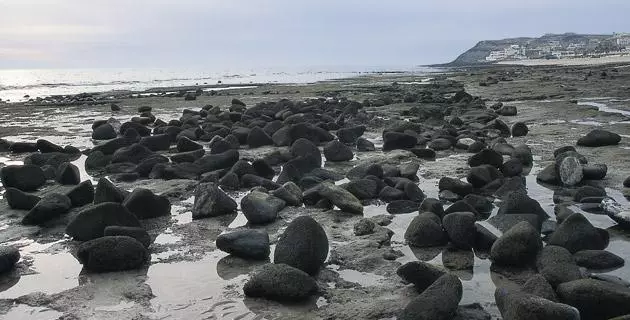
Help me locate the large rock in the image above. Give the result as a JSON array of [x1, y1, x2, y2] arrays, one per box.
[[558, 156, 583, 186], [522, 274, 559, 302], [468, 149, 503, 168], [65, 180, 94, 207], [396, 261, 446, 292], [55, 162, 81, 185], [9, 141, 38, 153], [356, 137, 376, 151], [191, 183, 237, 219], [274, 216, 328, 275], [557, 279, 630, 320], [577, 129, 621, 147], [439, 177, 473, 197], [22, 193, 71, 225], [405, 212, 447, 247], [0, 246, 20, 274], [319, 182, 363, 214], [92, 124, 117, 140], [0, 165, 46, 191], [547, 213, 608, 253], [122, 188, 171, 219], [111, 143, 155, 164], [383, 132, 417, 151], [467, 165, 502, 188], [94, 178, 129, 204], [271, 182, 303, 206], [194, 149, 240, 174], [497, 189, 548, 220], [495, 288, 579, 320], [66, 202, 141, 241], [323, 140, 353, 162], [241, 191, 285, 224], [337, 126, 365, 144], [490, 221, 542, 266], [216, 229, 270, 260], [399, 274, 463, 320], [139, 134, 171, 151], [511, 122, 529, 137], [176, 136, 203, 152], [85, 150, 111, 169], [573, 250, 624, 269], [4, 187, 41, 210], [103, 226, 151, 248], [243, 263, 318, 302], [247, 127, 274, 148], [289, 138, 322, 169], [77, 236, 148, 272], [442, 212, 476, 249]]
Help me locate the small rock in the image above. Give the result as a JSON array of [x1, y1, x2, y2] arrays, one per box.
[[192, 183, 237, 219], [122, 188, 171, 219], [94, 177, 129, 204], [577, 129, 621, 147], [443, 212, 476, 249], [319, 182, 363, 214], [4, 187, 41, 210], [323, 140, 353, 162], [241, 191, 286, 224], [77, 236, 148, 272], [573, 250, 625, 269], [396, 261, 445, 292], [22, 193, 71, 225], [490, 221, 542, 266], [66, 202, 141, 241], [495, 287, 579, 320], [399, 274, 462, 320], [405, 212, 447, 247], [511, 122, 528, 137], [216, 229, 270, 260], [354, 218, 376, 236]]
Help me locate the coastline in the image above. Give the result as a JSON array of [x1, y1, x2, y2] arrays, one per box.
[[496, 54, 630, 66]]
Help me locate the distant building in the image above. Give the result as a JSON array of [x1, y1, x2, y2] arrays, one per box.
[[485, 44, 525, 61]]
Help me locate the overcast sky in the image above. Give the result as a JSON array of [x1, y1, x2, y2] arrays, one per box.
[[1, 0, 629, 69]]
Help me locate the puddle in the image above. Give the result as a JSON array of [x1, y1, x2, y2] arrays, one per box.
[[1, 304, 62, 320], [328, 264, 386, 287], [579, 100, 630, 116]]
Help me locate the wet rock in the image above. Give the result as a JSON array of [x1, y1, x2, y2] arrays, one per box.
[[399, 274, 462, 320], [573, 250, 624, 269], [122, 188, 171, 219], [488, 213, 541, 233], [537, 164, 560, 185], [92, 124, 117, 140], [439, 190, 462, 202], [323, 140, 354, 163], [192, 183, 237, 219], [558, 156, 583, 186], [522, 274, 559, 301], [574, 185, 606, 202], [557, 279, 630, 320], [103, 226, 151, 248], [22, 193, 71, 225], [251, 159, 275, 180], [139, 134, 171, 151], [501, 158, 523, 177], [344, 179, 378, 200], [55, 162, 80, 185], [85, 150, 111, 169], [120, 122, 150, 136], [274, 216, 328, 275], [410, 148, 436, 160], [66, 202, 141, 241], [541, 261, 584, 288], [386, 200, 418, 214], [0, 164, 46, 191], [354, 218, 376, 236], [577, 129, 621, 147], [443, 212, 476, 249], [396, 261, 445, 292], [289, 138, 321, 169], [428, 138, 452, 151], [111, 143, 155, 164], [404, 183, 425, 202], [356, 137, 375, 151], [495, 288, 578, 320], [399, 163, 419, 180], [9, 141, 38, 153], [65, 180, 94, 207], [490, 221, 542, 266], [4, 187, 41, 210], [468, 149, 503, 168], [241, 191, 286, 224], [0, 246, 20, 274], [383, 131, 417, 151], [511, 144, 533, 167], [176, 136, 203, 152], [405, 212, 447, 247], [548, 213, 608, 253], [241, 174, 281, 190], [379, 186, 405, 202], [170, 149, 205, 163], [511, 122, 528, 137], [474, 223, 499, 251], [77, 236, 148, 272], [94, 178, 129, 204], [319, 182, 363, 214], [337, 126, 365, 144], [439, 177, 473, 197], [463, 194, 493, 215], [218, 172, 239, 190], [243, 263, 318, 302], [467, 165, 502, 188], [582, 164, 607, 180], [420, 198, 445, 217], [194, 149, 240, 174], [247, 127, 274, 148], [497, 189, 548, 220], [216, 229, 270, 260]]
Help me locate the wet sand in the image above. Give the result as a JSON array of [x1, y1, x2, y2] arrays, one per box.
[[1, 63, 630, 319]]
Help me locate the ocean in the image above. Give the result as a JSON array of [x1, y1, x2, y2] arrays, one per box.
[[0, 66, 435, 102]]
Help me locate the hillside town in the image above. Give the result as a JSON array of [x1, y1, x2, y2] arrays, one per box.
[[485, 33, 630, 61]]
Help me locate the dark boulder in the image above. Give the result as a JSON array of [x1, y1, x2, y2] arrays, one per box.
[[577, 129, 621, 147], [85, 151, 111, 169], [241, 191, 285, 224], [495, 288, 578, 320], [252, 159, 275, 180], [501, 158, 524, 177], [442, 212, 476, 249], [511, 122, 529, 137], [191, 183, 237, 219], [547, 213, 608, 253], [66, 202, 141, 241], [490, 221, 542, 266], [522, 274, 559, 302], [247, 127, 274, 148], [4, 187, 41, 210], [468, 149, 503, 168], [218, 172, 239, 190], [9, 141, 38, 153], [337, 126, 366, 144], [55, 162, 80, 185], [216, 229, 270, 260], [383, 132, 417, 151], [36, 139, 65, 153], [319, 182, 363, 214], [396, 261, 445, 292], [386, 200, 419, 214], [323, 140, 353, 162], [399, 274, 463, 320], [467, 165, 502, 188], [410, 148, 437, 160], [194, 149, 240, 174], [77, 236, 148, 272], [356, 137, 376, 151], [573, 250, 624, 269], [582, 164, 608, 180], [497, 105, 517, 116], [22, 193, 71, 225], [274, 216, 329, 275], [176, 136, 203, 152], [94, 178, 129, 204], [122, 188, 171, 219], [271, 182, 303, 206], [170, 149, 205, 163], [65, 180, 95, 207], [405, 212, 447, 247], [439, 177, 473, 197], [557, 279, 630, 320], [243, 263, 318, 302], [420, 198, 445, 217], [111, 143, 155, 164], [92, 124, 117, 140], [0, 164, 46, 191], [428, 138, 452, 151], [103, 226, 151, 248], [497, 189, 548, 220], [0, 246, 20, 274]]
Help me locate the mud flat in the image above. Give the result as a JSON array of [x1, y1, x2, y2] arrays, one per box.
[[0, 63, 629, 320]]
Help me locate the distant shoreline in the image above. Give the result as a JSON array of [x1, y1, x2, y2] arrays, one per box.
[[496, 55, 630, 66]]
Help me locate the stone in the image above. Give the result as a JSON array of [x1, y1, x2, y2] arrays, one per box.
[[399, 163, 419, 180], [77, 236, 148, 272], [194, 149, 240, 174], [547, 213, 608, 253], [66, 203, 141, 241], [495, 288, 579, 320], [251, 159, 275, 180], [428, 138, 452, 151], [523, 274, 559, 301], [241, 191, 286, 224], [122, 188, 171, 219], [4, 187, 41, 210], [420, 198, 445, 217], [410, 148, 436, 160], [558, 156, 583, 186], [497, 189, 548, 220], [399, 274, 462, 320], [94, 178, 129, 204], [356, 137, 375, 151], [557, 279, 630, 320], [337, 126, 366, 144], [490, 221, 542, 266], [582, 164, 608, 180], [467, 165, 503, 188], [176, 136, 203, 152], [468, 149, 503, 168], [379, 186, 405, 202], [537, 164, 560, 185], [139, 134, 171, 151], [241, 174, 281, 190], [512, 144, 533, 167], [55, 162, 80, 185], [383, 132, 417, 151], [577, 129, 621, 147], [396, 261, 445, 292], [192, 183, 237, 219], [323, 140, 353, 162], [65, 180, 95, 207], [0, 246, 20, 274], [274, 216, 328, 275], [9, 141, 38, 153], [319, 182, 363, 214], [405, 183, 426, 202], [22, 193, 71, 225], [443, 212, 476, 249], [501, 158, 523, 177], [243, 263, 318, 302], [574, 186, 606, 202], [354, 218, 376, 236], [218, 172, 239, 190], [170, 149, 205, 163], [289, 138, 321, 169], [85, 150, 111, 169], [0, 164, 46, 191], [497, 105, 517, 116], [442, 246, 474, 270], [540, 262, 583, 288], [104, 226, 151, 248], [247, 126, 274, 148], [511, 122, 529, 137], [92, 124, 117, 140], [111, 143, 155, 164], [216, 229, 270, 260], [405, 213, 447, 247], [573, 250, 625, 269], [439, 177, 473, 197], [344, 179, 378, 200], [387, 200, 419, 214]]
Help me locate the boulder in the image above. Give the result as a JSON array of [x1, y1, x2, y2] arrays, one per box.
[[9, 141, 38, 153], [577, 129, 621, 147], [66, 202, 141, 241], [405, 183, 426, 202], [495, 288, 579, 320], [399, 274, 462, 320], [442, 212, 476, 249], [22, 193, 71, 225], [274, 216, 328, 275], [85, 150, 111, 169], [497, 189, 548, 220], [122, 188, 171, 219], [379, 186, 405, 202], [243, 263, 318, 302], [522, 274, 559, 302], [547, 213, 608, 253], [337, 126, 366, 144], [573, 250, 624, 269], [490, 221, 542, 266], [247, 126, 274, 148], [356, 137, 376, 151], [55, 162, 80, 185], [557, 279, 630, 320], [191, 183, 237, 219], [176, 136, 203, 152], [77, 236, 148, 272], [405, 212, 447, 247], [170, 149, 205, 163], [289, 138, 322, 169], [439, 177, 473, 197], [558, 156, 583, 186], [0, 246, 20, 274], [216, 229, 270, 260], [582, 164, 608, 180], [387, 200, 419, 214], [92, 124, 117, 140], [468, 149, 503, 168], [319, 182, 363, 214], [94, 178, 129, 204], [103, 226, 151, 248], [218, 172, 239, 190], [111, 143, 155, 164], [396, 261, 445, 292], [271, 182, 303, 206], [4, 187, 41, 210], [323, 140, 353, 162], [420, 198, 445, 217], [467, 165, 502, 188], [251, 159, 275, 180], [194, 149, 240, 174], [428, 138, 452, 151], [574, 186, 606, 203], [501, 158, 524, 177], [0, 165, 46, 191], [511, 122, 528, 137], [383, 132, 417, 151], [241, 191, 286, 224]]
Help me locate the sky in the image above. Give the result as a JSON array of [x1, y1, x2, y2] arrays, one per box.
[[1, 0, 629, 69]]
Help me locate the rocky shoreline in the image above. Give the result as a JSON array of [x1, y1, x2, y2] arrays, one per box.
[[0, 63, 630, 319]]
